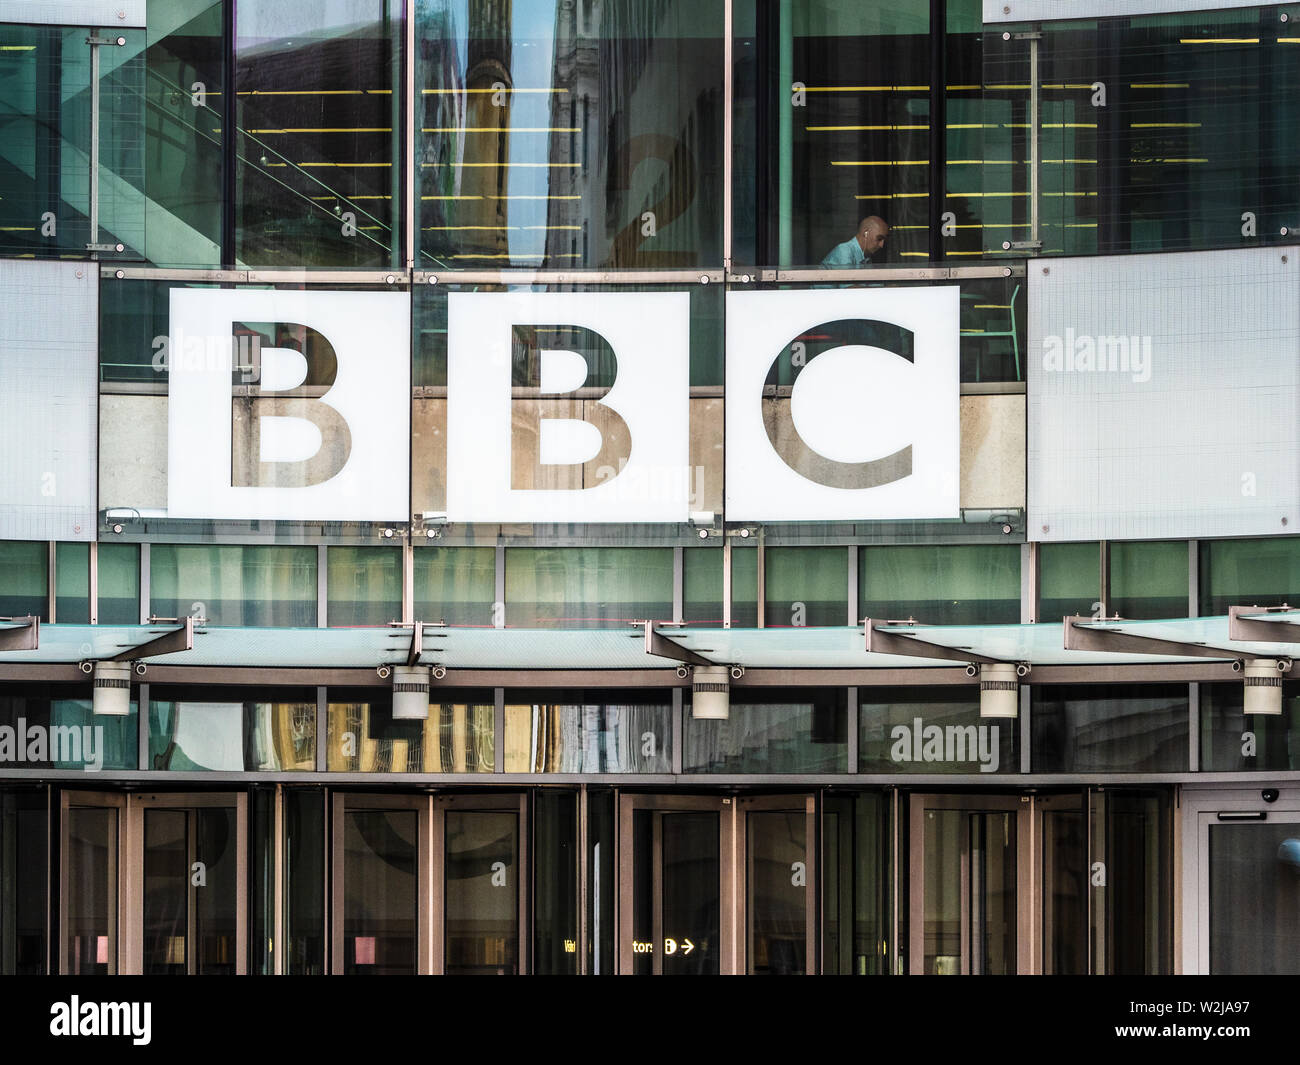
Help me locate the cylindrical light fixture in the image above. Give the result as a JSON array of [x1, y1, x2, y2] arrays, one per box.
[[391, 665, 430, 720], [1244, 659, 1284, 715], [691, 665, 730, 720], [92, 661, 131, 716], [979, 663, 1019, 719]]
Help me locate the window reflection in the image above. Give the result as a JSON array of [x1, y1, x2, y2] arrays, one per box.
[[417, 0, 724, 268]]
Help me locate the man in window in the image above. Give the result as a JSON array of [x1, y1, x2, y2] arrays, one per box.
[[820, 216, 889, 267]]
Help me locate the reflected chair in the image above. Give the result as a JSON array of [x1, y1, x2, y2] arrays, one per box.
[[960, 283, 1021, 382]]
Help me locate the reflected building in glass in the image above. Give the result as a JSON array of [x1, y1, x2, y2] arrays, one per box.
[[2, 0, 1300, 977]]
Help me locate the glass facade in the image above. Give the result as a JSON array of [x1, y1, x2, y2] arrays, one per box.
[[3, 0, 1299, 982]]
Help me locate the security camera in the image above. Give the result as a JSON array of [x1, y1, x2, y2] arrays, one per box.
[[1263, 789, 1279, 804], [431, 665, 447, 680], [676, 665, 690, 679]]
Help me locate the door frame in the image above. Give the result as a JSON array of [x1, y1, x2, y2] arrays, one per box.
[[126, 791, 247, 975], [907, 792, 1035, 975], [58, 789, 129, 975], [617, 793, 737, 974], [736, 794, 816, 975]]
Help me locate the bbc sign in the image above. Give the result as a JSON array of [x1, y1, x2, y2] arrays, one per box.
[[166, 287, 959, 523]]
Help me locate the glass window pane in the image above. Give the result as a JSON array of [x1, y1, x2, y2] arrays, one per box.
[[505, 547, 672, 628], [859, 687, 1017, 774], [149, 688, 316, 772], [0, 686, 137, 771], [55, 542, 89, 623], [747, 810, 807, 974], [414, 547, 495, 627], [1200, 681, 1300, 772], [765, 547, 846, 628], [150, 544, 317, 626], [236, 4, 402, 267], [1032, 684, 1188, 773], [1039, 542, 1099, 622], [326, 694, 495, 773], [0, 541, 47, 620], [683, 547, 722, 627], [685, 691, 847, 773], [1199, 537, 1300, 616], [822, 791, 891, 975], [504, 699, 671, 772], [860, 544, 1020, 626], [734, 0, 931, 267], [327, 546, 400, 627], [731, 546, 758, 628], [416, 0, 724, 269], [97, 543, 140, 625], [1110, 540, 1187, 620]]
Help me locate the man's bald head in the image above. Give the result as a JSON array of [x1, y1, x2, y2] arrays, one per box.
[[856, 216, 889, 255]]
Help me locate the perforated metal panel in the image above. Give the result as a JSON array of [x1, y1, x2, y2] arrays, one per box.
[[0, 261, 98, 541], [0, 1, 144, 27], [986, 0, 1278, 22], [1028, 247, 1300, 542]]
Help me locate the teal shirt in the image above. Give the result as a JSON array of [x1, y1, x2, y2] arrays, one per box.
[[820, 237, 866, 268]]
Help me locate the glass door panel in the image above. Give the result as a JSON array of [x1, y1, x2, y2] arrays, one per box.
[[1040, 793, 1087, 975], [619, 795, 733, 975], [1208, 820, 1300, 974], [133, 795, 244, 974], [909, 794, 1029, 975], [61, 799, 121, 974], [442, 807, 521, 975], [740, 796, 815, 976]]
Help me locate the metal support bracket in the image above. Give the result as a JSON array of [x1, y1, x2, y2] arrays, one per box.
[[0, 616, 39, 652], [1227, 604, 1300, 643], [863, 618, 1000, 666], [108, 616, 194, 663], [1063, 615, 1258, 662], [640, 621, 713, 667]]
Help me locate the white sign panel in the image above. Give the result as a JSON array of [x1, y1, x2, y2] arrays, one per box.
[[446, 291, 692, 523], [167, 289, 410, 522], [726, 288, 960, 521], [1028, 247, 1300, 542]]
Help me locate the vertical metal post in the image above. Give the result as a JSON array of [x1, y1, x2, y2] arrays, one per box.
[[846, 545, 858, 627], [1028, 36, 1040, 245], [317, 545, 328, 628], [723, 0, 734, 271], [671, 687, 684, 775], [136, 681, 149, 771], [1098, 540, 1110, 616], [401, 537, 414, 624], [929, 0, 946, 260], [777, 0, 793, 266], [756, 528, 766, 629], [1021, 541, 1038, 623], [47, 542, 56, 624], [88, 39, 100, 247], [1188, 681, 1200, 773], [88, 541, 98, 625], [722, 538, 732, 629], [138, 542, 150, 624], [494, 687, 505, 772], [315, 687, 327, 773], [395, 0, 408, 272], [1187, 540, 1199, 617], [672, 546, 684, 624], [1019, 684, 1031, 774], [222, 0, 237, 266], [494, 545, 506, 628], [846, 687, 858, 774]]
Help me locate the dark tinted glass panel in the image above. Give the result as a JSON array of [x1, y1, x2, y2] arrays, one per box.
[[414, 546, 495, 626], [662, 812, 719, 974], [327, 546, 400, 627], [149, 690, 315, 772], [505, 547, 672, 627], [150, 544, 317, 626], [1032, 684, 1188, 773], [860, 544, 1020, 626], [1200, 681, 1300, 772], [1200, 537, 1300, 616], [65, 807, 116, 974], [765, 546, 846, 628], [746, 809, 806, 975], [98, 543, 140, 625], [1039, 542, 1099, 622], [236, 4, 402, 267], [533, 790, 578, 974], [285, 789, 326, 974], [0, 789, 47, 974], [1210, 821, 1300, 975], [55, 542, 89, 623], [822, 791, 891, 975], [685, 690, 847, 773], [859, 687, 1016, 775], [1110, 540, 1187, 620], [0, 685, 137, 771], [0, 540, 46, 619]]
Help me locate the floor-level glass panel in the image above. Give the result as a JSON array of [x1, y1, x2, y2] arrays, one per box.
[[342, 810, 417, 975], [1209, 822, 1300, 974]]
